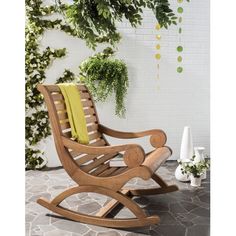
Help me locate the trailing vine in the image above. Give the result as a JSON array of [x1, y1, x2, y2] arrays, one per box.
[[79, 47, 129, 117], [25, 0, 79, 169], [59, 0, 179, 49]]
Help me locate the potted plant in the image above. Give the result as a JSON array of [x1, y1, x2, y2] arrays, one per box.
[[178, 156, 210, 187], [79, 47, 129, 117]]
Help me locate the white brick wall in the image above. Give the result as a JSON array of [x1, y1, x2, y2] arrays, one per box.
[[43, 0, 210, 159]]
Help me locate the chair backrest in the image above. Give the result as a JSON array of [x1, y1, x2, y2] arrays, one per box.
[[38, 84, 110, 168]]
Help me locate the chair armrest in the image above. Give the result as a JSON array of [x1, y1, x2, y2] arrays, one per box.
[[98, 124, 167, 148], [61, 136, 145, 167]]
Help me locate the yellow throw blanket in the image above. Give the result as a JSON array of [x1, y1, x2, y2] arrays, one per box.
[[58, 83, 89, 144]]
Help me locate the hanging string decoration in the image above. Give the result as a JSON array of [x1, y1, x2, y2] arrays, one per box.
[[176, 0, 191, 73], [155, 23, 161, 85]]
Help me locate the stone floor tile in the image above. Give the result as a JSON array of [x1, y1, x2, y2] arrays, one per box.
[[44, 229, 72, 236], [153, 225, 186, 236], [190, 207, 210, 217], [53, 220, 89, 234], [186, 225, 210, 236], [26, 162, 210, 236], [192, 216, 210, 225]]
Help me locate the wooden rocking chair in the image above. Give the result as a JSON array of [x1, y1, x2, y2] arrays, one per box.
[[37, 84, 178, 228]]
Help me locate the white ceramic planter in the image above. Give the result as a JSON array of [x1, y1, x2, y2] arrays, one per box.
[[190, 175, 202, 187], [175, 162, 190, 182], [201, 171, 207, 180], [175, 126, 193, 182], [194, 147, 206, 180]]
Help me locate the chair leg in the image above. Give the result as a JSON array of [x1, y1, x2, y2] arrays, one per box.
[[127, 173, 179, 196], [37, 185, 159, 228]]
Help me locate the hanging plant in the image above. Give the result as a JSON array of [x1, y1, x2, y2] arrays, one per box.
[[56, 0, 178, 49], [79, 47, 128, 117]]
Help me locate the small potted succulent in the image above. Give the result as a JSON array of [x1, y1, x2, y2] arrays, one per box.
[[178, 156, 210, 187]]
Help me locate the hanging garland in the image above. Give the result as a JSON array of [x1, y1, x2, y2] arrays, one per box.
[[176, 0, 184, 74], [154, 0, 190, 83]]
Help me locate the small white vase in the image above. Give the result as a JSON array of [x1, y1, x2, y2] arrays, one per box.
[[194, 147, 205, 163], [190, 175, 202, 187], [194, 147, 206, 180]]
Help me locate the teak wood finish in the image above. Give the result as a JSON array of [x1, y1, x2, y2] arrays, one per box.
[[36, 84, 178, 228]]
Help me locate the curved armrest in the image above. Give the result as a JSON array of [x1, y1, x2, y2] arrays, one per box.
[[62, 136, 145, 167], [98, 124, 167, 148]]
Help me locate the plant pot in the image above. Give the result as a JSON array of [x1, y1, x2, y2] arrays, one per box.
[[190, 175, 201, 187], [193, 146, 205, 163], [201, 171, 207, 180], [175, 163, 190, 182]]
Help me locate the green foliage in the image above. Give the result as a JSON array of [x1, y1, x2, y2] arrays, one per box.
[[25, 0, 79, 170], [178, 156, 210, 178], [79, 48, 129, 117], [58, 0, 186, 48]]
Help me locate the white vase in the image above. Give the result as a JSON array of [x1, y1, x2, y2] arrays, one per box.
[[44, 135, 61, 167], [175, 126, 193, 182], [180, 126, 194, 161], [194, 147, 206, 180], [194, 147, 205, 163], [190, 175, 202, 187], [175, 165, 189, 182]]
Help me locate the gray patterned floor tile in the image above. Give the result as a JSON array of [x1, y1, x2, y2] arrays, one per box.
[[26, 161, 210, 236]]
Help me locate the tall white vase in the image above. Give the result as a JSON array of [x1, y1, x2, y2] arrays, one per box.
[[180, 126, 194, 161], [44, 135, 61, 167], [175, 126, 194, 182]]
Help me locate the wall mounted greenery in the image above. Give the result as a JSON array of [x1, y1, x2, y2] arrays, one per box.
[[79, 47, 128, 117], [25, 0, 79, 169]]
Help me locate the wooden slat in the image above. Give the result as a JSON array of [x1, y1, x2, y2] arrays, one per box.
[[96, 189, 130, 218], [86, 115, 97, 124], [90, 163, 110, 176], [58, 112, 68, 120], [59, 119, 69, 124], [80, 92, 90, 99], [62, 130, 72, 138], [89, 139, 106, 147], [75, 154, 101, 165], [81, 153, 116, 172], [87, 124, 98, 133], [110, 167, 128, 176], [52, 93, 63, 101], [60, 122, 70, 130], [89, 132, 102, 141], [82, 100, 93, 107], [69, 150, 81, 158], [47, 84, 87, 92], [84, 108, 96, 116], [55, 102, 66, 111], [98, 167, 119, 177]]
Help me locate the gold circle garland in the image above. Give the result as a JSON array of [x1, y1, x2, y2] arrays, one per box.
[[155, 23, 161, 83], [177, 0, 184, 74]]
